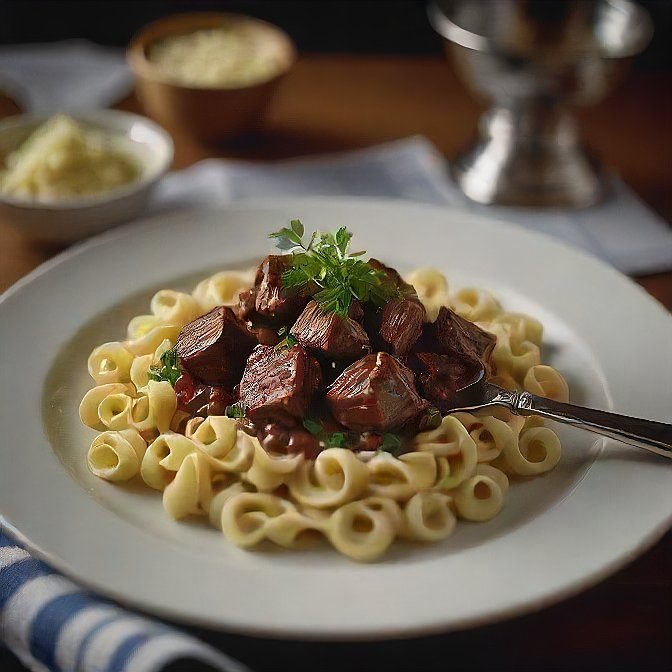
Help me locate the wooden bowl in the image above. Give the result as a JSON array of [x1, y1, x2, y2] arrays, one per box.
[[128, 13, 296, 142]]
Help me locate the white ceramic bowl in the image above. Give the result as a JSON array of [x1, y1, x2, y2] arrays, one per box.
[[0, 110, 173, 243]]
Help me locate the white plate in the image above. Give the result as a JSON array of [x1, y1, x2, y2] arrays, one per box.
[[1, 198, 671, 639]]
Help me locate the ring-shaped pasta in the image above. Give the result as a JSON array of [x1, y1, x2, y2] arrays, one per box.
[[452, 412, 524, 464], [401, 492, 456, 542], [404, 267, 450, 322], [129, 339, 173, 389], [475, 463, 509, 497], [220, 492, 296, 548], [79, 383, 135, 430], [454, 475, 504, 522], [523, 415, 546, 430], [87, 342, 134, 385], [96, 391, 135, 431], [497, 426, 562, 476], [163, 452, 212, 519], [129, 354, 152, 390], [87, 428, 147, 481], [141, 432, 197, 490], [450, 287, 502, 322], [208, 480, 248, 529], [150, 289, 201, 328], [192, 270, 255, 313], [355, 496, 404, 533], [416, 416, 477, 489], [244, 441, 304, 491], [366, 452, 437, 501], [124, 324, 180, 357], [184, 416, 205, 438], [264, 511, 327, 549], [491, 312, 543, 348], [414, 415, 476, 457], [131, 380, 177, 434], [327, 497, 400, 562], [524, 365, 570, 403], [126, 314, 162, 341], [487, 323, 541, 382], [189, 416, 256, 473], [190, 415, 236, 453], [288, 448, 369, 508]]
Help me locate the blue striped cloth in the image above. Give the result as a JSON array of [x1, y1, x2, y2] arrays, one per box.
[[0, 531, 249, 672]]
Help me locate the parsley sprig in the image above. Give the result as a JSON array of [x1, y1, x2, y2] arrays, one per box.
[[225, 402, 246, 419], [303, 418, 347, 448], [303, 418, 401, 453], [148, 347, 180, 387], [269, 220, 399, 317], [275, 325, 298, 351]]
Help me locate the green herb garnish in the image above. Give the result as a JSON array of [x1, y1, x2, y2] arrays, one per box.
[[225, 402, 246, 419], [302, 419, 349, 448], [380, 433, 403, 454], [419, 406, 442, 432], [303, 418, 324, 435], [148, 347, 180, 387], [326, 432, 347, 448], [269, 221, 399, 317], [275, 332, 298, 351]]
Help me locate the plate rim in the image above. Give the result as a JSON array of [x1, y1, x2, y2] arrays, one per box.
[[3, 195, 669, 317]]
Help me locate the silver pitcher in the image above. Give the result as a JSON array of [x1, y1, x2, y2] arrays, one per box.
[[428, 0, 653, 208]]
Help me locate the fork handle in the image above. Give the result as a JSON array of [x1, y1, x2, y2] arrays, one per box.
[[514, 392, 672, 458]]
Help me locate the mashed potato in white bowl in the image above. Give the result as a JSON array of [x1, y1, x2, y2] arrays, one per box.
[[1, 115, 141, 201], [0, 110, 173, 242]]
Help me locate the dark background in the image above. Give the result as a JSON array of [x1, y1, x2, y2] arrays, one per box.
[[0, 0, 671, 69]]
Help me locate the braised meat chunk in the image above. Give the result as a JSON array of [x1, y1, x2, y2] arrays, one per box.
[[237, 287, 258, 321], [368, 258, 418, 298], [367, 297, 426, 359], [175, 370, 210, 416], [290, 300, 370, 361], [326, 352, 426, 432], [252, 255, 311, 323], [238, 344, 322, 425], [246, 322, 282, 347], [176, 306, 257, 386], [412, 352, 486, 412], [175, 370, 235, 416], [260, 423, 322, 459], [423, 306, 496, 372], [364, 260, 425, 358]]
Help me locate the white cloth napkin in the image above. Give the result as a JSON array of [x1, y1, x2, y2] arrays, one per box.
[[153, 136, 672, 276], [0, 40, 132, 113]]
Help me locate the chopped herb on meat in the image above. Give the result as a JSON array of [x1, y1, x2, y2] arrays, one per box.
[[148, 347, 181, 387], [269, 222, 400, 317]]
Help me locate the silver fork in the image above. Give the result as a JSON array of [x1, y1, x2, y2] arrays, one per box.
[[448, 382, 672, 459]]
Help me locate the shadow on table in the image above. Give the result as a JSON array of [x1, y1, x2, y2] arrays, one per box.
[[185, 128, 371, 163]]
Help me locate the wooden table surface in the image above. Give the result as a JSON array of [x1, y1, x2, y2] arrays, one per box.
[[1, 56, 670, 672]]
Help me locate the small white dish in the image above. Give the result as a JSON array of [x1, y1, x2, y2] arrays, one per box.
[[0, 109, 173, 243], [0, 198, 670, 638]]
